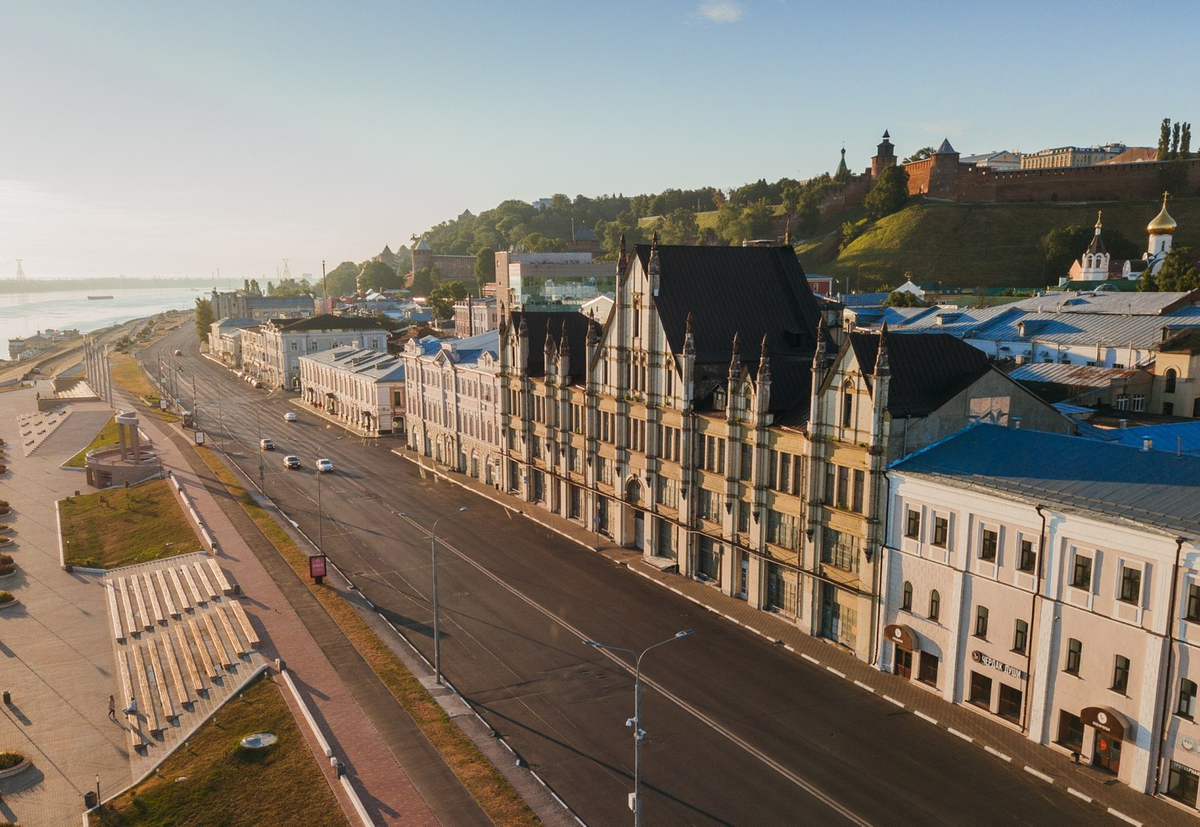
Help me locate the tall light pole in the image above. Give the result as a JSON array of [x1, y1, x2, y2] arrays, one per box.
[[399, 506, 469, 686], [316, 435, 347, 559], [583, 629, 694, 826]]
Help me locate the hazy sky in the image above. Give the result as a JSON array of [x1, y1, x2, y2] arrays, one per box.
[[3, 1, 1198, 281]]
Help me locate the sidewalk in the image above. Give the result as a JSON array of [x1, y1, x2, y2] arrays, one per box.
[[398, 449, 1194, 827]]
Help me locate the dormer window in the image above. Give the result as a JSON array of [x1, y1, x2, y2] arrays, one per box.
[[714, 388, 727, 410], [841, 381, 854, 428]]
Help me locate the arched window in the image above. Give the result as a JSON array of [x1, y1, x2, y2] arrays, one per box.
[[1165, 368, 1178, 394], [902, 581, 913, 611], [841, 381, 854, 428], [929, 590, 941, 621]]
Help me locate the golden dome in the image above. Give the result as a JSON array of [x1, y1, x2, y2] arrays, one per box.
[[1148, 191, 1177, 235]]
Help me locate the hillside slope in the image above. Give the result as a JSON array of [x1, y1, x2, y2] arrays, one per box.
[[796, 197, 1200, 289]]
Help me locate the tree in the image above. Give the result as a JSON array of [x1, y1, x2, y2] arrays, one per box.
[[194, 297, 214, 343], [1158, 118, 1172, 161], [1182, 123, 1192, 159], [1171, 122, 1182, 159], [358, 260, 402, 293], [1143, 247, 1200, 292], [863, 164, 910, 221], [883, 291, 927, 308], [427, 280, 469, 320], [839, 220, 865, 252], [654, 207, 699, 245], [410, 266, 439, 297], [1042, 224, 1141, 278], [902, 147, 935, 164], [474, 247, 495, 291], [322, 261, 358, 298]]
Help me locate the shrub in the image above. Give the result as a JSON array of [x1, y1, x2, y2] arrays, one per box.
[[0, 538, 10, 546], [0, 593, 14, 604], [0, 565, 16, 577], [0, 751, 24, 770], [0, 555, 11, 565]]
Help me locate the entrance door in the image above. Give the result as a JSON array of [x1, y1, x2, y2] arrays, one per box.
[[894, 648, 913, 679], [737, 552, 749, 600], [633, 512, 645, 550], [821, 583, 838, 641], [1092, 731, 1122, 775]]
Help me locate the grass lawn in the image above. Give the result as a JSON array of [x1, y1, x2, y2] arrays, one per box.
[[60, 479, 200, 568], [65, 418, 120, 468], [111, 354, 179, 422], [194, 447, 539, 826], [89, 671, 347, 827]]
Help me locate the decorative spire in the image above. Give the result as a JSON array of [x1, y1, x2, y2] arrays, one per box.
[[683, 312, 695, 357], [875, 322, 890, 377], [586, 319, 600, 346], [1148, 191, 1178, 235], [729, 331, 740, 376], [617, 232, 627, 275], [1095, 210, 1103, 232], [544, 325, 555, 355], [758, 334, 771, 382], [518, 313, 528, 335], [560, 319, 571, 357], [815, 314, 827, 359]]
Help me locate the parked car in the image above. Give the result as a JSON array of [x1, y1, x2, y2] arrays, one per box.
[[284, 411, 298, 422], [260, 438, 275, 451], [283, 455, 301, 469], [315, 458, 334, 473]]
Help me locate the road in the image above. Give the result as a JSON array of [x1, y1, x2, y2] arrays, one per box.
[[144, 324, 1104, 826]]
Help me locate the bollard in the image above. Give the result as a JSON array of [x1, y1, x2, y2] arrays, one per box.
[[2, 691, 10, 705]]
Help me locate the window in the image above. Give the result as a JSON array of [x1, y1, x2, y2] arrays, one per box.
[[1018, 538, 1037, 573], [918, 652, 939, 686], [968, 671, 992, 708], [928, 590, 940, 621], [851, 469, 864, 513], [841, 382, 854, 428], [1132, 394, 1146, 412], [1112, 655, 1130, 694], [932, 516, 948, 548], [740, 443, 754, 481], [1179, 679, 1198, 719], [1065, 638, 1082, 674], [1114, 394, 1129, 410], [1119, 565, 1142, 604], [1165, 402, 1176, 416], [997, 684, 1022, 721], [1071, 553, 1093, 590], [823, 463, 836, 506], [1166, 761, 1200, 808], [836, 466, 850, 508], [1188, 584, 1200, 622], [821, 528, 860, 573], [1058, 711, 1084, 753], [905, 509, 921, 539], [766, 511, 800, 550], [698, 488, 723, 522], [980, 528, 998, 562], [737, 500, 750, 534], [901, 581, 913, 611], [974, 605, 989, 638], [1012, 619, 1028, 654], [1166, 368, 1178, 394]]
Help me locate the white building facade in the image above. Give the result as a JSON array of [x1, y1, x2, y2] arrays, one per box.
[[240, 314, 388, 391], [297, 346, 406, 436]]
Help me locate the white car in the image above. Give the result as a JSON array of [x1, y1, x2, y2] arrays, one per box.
[[316, 458, 334, 473], [284, 412, 297, 422]]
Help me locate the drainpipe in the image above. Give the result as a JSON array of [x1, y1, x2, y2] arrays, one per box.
[[1020, 504, 1049, 734], [1153, 536, 1187, 795], [871, 469, 895, 668]]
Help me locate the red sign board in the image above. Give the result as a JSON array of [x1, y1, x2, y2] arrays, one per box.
[[309, 555, 327, 579]]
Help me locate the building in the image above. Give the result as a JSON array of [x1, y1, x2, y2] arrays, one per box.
[[495, 250, 615, 312], [209, 289, 314, 321], [1005, 362, 1153, 412], [207, 318, 257, 366], [403, 330, 503, 481], [240, 314, 388, 391], [1019, 143, 1127, 170], [297, 346, 406, 436], [884, 424, 1200, 804], [1153, 329, 1200, 418], [453, 296, 498, 337], [960, 150, 1022, 171], [1071, 213, 1112, 282], [409, 238, 476, 286]]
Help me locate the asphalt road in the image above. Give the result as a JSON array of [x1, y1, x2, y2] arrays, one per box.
[[143, 325, 1102, 826]]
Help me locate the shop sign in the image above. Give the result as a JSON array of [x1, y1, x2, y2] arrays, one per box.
[[1081, 706, 1128, 739], [971, 649, 1026, 680], [884, 624, 920, 651]]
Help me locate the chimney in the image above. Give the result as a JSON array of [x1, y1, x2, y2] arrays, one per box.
[[1143, 437, 1153, 452], [1011, 416, 1021, 429], [1118, 419, 1127, 429]]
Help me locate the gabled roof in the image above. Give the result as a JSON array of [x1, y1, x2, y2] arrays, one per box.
[[846, 331, 992, 417], [274, 313, 387, 333], [1159, 328, 1200, 355], [509, 310, 594, 381]]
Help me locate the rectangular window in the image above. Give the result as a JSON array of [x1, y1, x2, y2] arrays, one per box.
[[1071, 553, 1093, 590], [968, 671, 993, 708], [1112, 655, 1130, 694], [918, 652, 939, 686], [740, 444, 754, 481], [1012, 619, 1028, 654], [1065, 638, 1082, 674], [1132, 394, 1146, 412], [791, 456, 803, 495], [1119, 565, 1142, 604], [1189, 584, 1200, 622], [997, 684, 1022, 721], [932, 516, 948, 548], [766, 511, 800, 550], [851, 469, 864, 513], [821, 528, 860, 573], [905, 509, 921, 539], [980, 528, 998, 562], [1018, 538, 1037, 572], [1167, 761, 1200, 808], [836, 466, 850, 508], [1058, 711, 1084, 753], [823, 464, 836, 507], [737, 500, 750, 534], [778, 453, 791, 490], [1180, 679, 1198, 719], [974, 605, 989, 639]]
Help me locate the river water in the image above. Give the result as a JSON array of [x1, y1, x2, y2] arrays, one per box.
[[0, 286, 205, 359]]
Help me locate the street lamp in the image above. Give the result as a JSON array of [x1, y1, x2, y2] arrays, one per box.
[[398, 506, 469, 686], [583, 629, 694, 826], [316, 435, 347, 559]]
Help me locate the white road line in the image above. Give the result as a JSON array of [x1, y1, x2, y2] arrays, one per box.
[[827, 666, 847, 678], [1106, 809, 1141, 826], [853, 680, 875, 693], [1024, 766, 1054, 783], [1066, 788, 1092, 803], [883, 695, 905, 708], [801, 653, 820, 664], [744, 625, 760, 635], [784, 645, 796, 653], [914, 711, 938, 725], [724, 613, 740, 623], [984, 745, 1011, 762], [947, 727, 973, 743]]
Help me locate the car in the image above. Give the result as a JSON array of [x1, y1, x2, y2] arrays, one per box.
[[283, 411, 298, 422], [173, 349, 182, 356], [259, 438, 275, 451], [315, 458, 334, 473], [283, 455, 301, 469]]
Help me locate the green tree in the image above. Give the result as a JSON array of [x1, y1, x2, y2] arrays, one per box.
[[410, 266, 439, 296], [902, 147, 935, 164], [883, 291, 927, 308], [322, 261, 359, 298], [1042, 224, 1141, 278], [839, 220, 865, 252], [427, 280, 470, 320], [1144, 247, 1200, 291], [1182, 123, 1192, 159], [654, 207, 699, 245], [358, 260, 402, 293], [474, 247, 495, 291], [194, 297, 215, 342], [1171, 122, 1182, 159], [1158, 118, 1172, 161], [862, 164, 910, 221]]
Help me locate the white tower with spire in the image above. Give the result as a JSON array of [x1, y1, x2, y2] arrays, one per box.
[[1078, 211, 1110, 281]]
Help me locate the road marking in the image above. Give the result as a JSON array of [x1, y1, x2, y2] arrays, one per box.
[[1106, 809, 1140, 826], [801, 653, 820, 665], [724, 613, 740, 624], [784, 645, 796, 653], [744, 625, 760, 635], [1066, 788, 1091, 803], [1024, 766, 1054, 783], [947, 727, 973, 743], [914, 711, 938, 725], [826, 666, 846, 678], [883, 695, 904, 708], [984, 745, 1011, 762], [853, 680, 875, 693]]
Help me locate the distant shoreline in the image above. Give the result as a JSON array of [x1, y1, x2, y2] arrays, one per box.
[[0, 278, 241, 294]]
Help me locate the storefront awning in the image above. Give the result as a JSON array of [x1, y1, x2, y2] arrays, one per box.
[[1081, 706, 1131, 740], [883, 624, 920, 652]]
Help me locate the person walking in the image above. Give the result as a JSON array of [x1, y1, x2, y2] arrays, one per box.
[[107, 695, 116, 720]]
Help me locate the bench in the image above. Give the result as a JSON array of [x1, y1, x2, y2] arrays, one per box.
[[180, 565, 205, 606], [129, 575, 152, 632], [107, 581, 125, 643], [187, 618, 218, 679], [192, 561, 218, 601], [169, 568, 191, 612], [118, 578, 137, 637], [155, 569, 179, 619], [145, 638, 177, 720], [117, 649, 146, 754], [161, 632, 191, 707], [142, 572, 164, 626], [206, 559, 234, 595], [129, 643, 161, 734], [214, 605, 247, 657], [227, 600, 260, 649], [174, 626, 204, 693], [202, 612, 234, 667]]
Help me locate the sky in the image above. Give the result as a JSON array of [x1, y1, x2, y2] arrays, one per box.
[[2, 1, 1198, 281]]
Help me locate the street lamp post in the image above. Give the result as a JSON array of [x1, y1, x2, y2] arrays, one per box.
[[399, 507, 469, 686], [316, 435, 347, 559], [583, 629, 694, 826]]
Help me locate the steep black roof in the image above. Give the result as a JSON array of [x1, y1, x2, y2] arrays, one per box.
[[847, 331, 992, 417], [510, 310, 594, 381], [274, 313, 386, 332]]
